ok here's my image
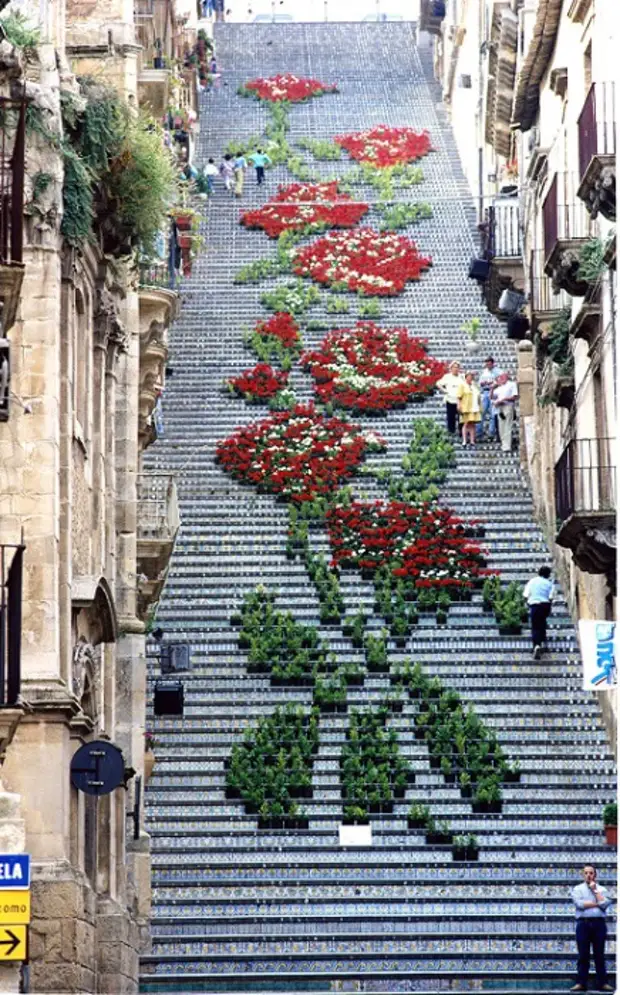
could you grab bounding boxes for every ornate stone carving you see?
[557,517,616,594]
[549,247,589,297]
[585,164,616,223]
[72,637,96,698]
[94,285,128,354]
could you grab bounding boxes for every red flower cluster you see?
[227,363,289,401]
[301,322,446,412]
[240,182,369,238]
[242,74,337,103]
[215,404,386,503]
[327,500,487,588]
[334,125,433,167]
[254,312,301,350]
[291,228,432,296]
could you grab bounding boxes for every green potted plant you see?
[426,818,453,845]
[603,801,617,846]
[452,833,479,861]
[462,316,482,354]
[407,803,431,829]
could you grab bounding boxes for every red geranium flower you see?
[327,500,487,588]
[253,312,302,351]
[227,363,289,401]
[291,228,431,296]
[241,74,338,103]
[240,182,369,238]
[215,403,386,503]
[301,322,446,412]
[334,125,433,167]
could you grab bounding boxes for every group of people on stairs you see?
[437,357,518,450]
[186,150,273,197]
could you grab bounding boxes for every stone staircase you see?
[140,21,617,994]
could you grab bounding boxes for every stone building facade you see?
[0,0,194,987]
[424,0,616,738]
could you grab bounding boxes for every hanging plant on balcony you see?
[334,125,433,168]
[301,323,446,413]
[240,181,369,238]
[238,74,338,103]
[215,404,386,503]
[291,228,432,296]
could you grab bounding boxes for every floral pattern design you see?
[334,125,433,167]
[301,322,446,412]
[215,404,386,502]
[240,182,369,238]
[327,500,487,589]
[291,228,432,296]
[240,74,338,103]
[227,363,290,401]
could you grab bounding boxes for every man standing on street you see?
[571,865,614,991]
[491,371,518,452]
[523,565,554,659]
[477,356,503,441]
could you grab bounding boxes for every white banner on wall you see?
[579,620,617,691]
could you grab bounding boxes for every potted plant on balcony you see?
[603,801,617,846]
[144,731,156,783]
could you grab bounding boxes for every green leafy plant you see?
[0,10,40,49]
[603,801,617,827]
[377,201,432,231]
[358,299,382,318]
[461,317,482,342]
[577,237,605,284]
[296,137,342,160]
[261,280,321,315]
[326,296,350,314]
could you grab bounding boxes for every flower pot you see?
[498,624,522,636]
[472,800,502,814]
[465,340,480,354]
[408,818,426,829]
[177,234,193,249]
[506,314,530,341]
[426,831,453,845]
[604,825,617,846]
[460,784,473,799]
[175,215,193,231]
[452,846,479,862]
[144,749,156,784]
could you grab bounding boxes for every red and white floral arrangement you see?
[215,404,386,502]
[240,182,369,238]
[301,322,446,412]
[240,74,338,103]
[226,363,290,402]
[291,228,432,296]
[334,125,433,167]
[327,500,488,588]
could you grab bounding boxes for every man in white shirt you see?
[571,865,614,991]
[491,372,518,452]
[477,356,503,441]
[523,566,554,659]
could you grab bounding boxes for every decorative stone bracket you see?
[556,513,616,594]
[138,286,178,451]
[546,243,589,297]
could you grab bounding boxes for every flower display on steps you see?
[240,181,370,238]
[226,363,290,402]
[239,74,338,103]
[301,322,446,412]
[246,312,303,363]
[215,403,386,502]
[334,125,433,167]
[327,500,487,590]
[291,228,432,296]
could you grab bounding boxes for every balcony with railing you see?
[542,172,592,295]
[555,437,616,587]
[0,97,26,341]
[136,473,180,619]
[529,249,570,330]
[477,198,524,316]
[577,82,616,222]
[138,231,178,451]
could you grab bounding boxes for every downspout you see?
[445,0,469,103]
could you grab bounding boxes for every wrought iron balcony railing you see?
[542,172,591,263]
[529,249,571,317]
[578,81,616,183]
[555,437,616,526]
[482,199,522,260]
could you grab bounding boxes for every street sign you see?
[0,926,27,961]
[0,891,31,924]
[0,855,29,889]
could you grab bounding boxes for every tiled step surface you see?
[141,20,616,995]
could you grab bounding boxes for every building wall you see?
[0,0,182,984]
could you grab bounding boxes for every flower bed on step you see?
[301,322,446,412]
[334,125,433,167]
[226,363,289,402]
[240,182,369,238]
[216,404,386,502]
[239,74,338,103]
[327,500,487,589]
[291,228,432,296]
